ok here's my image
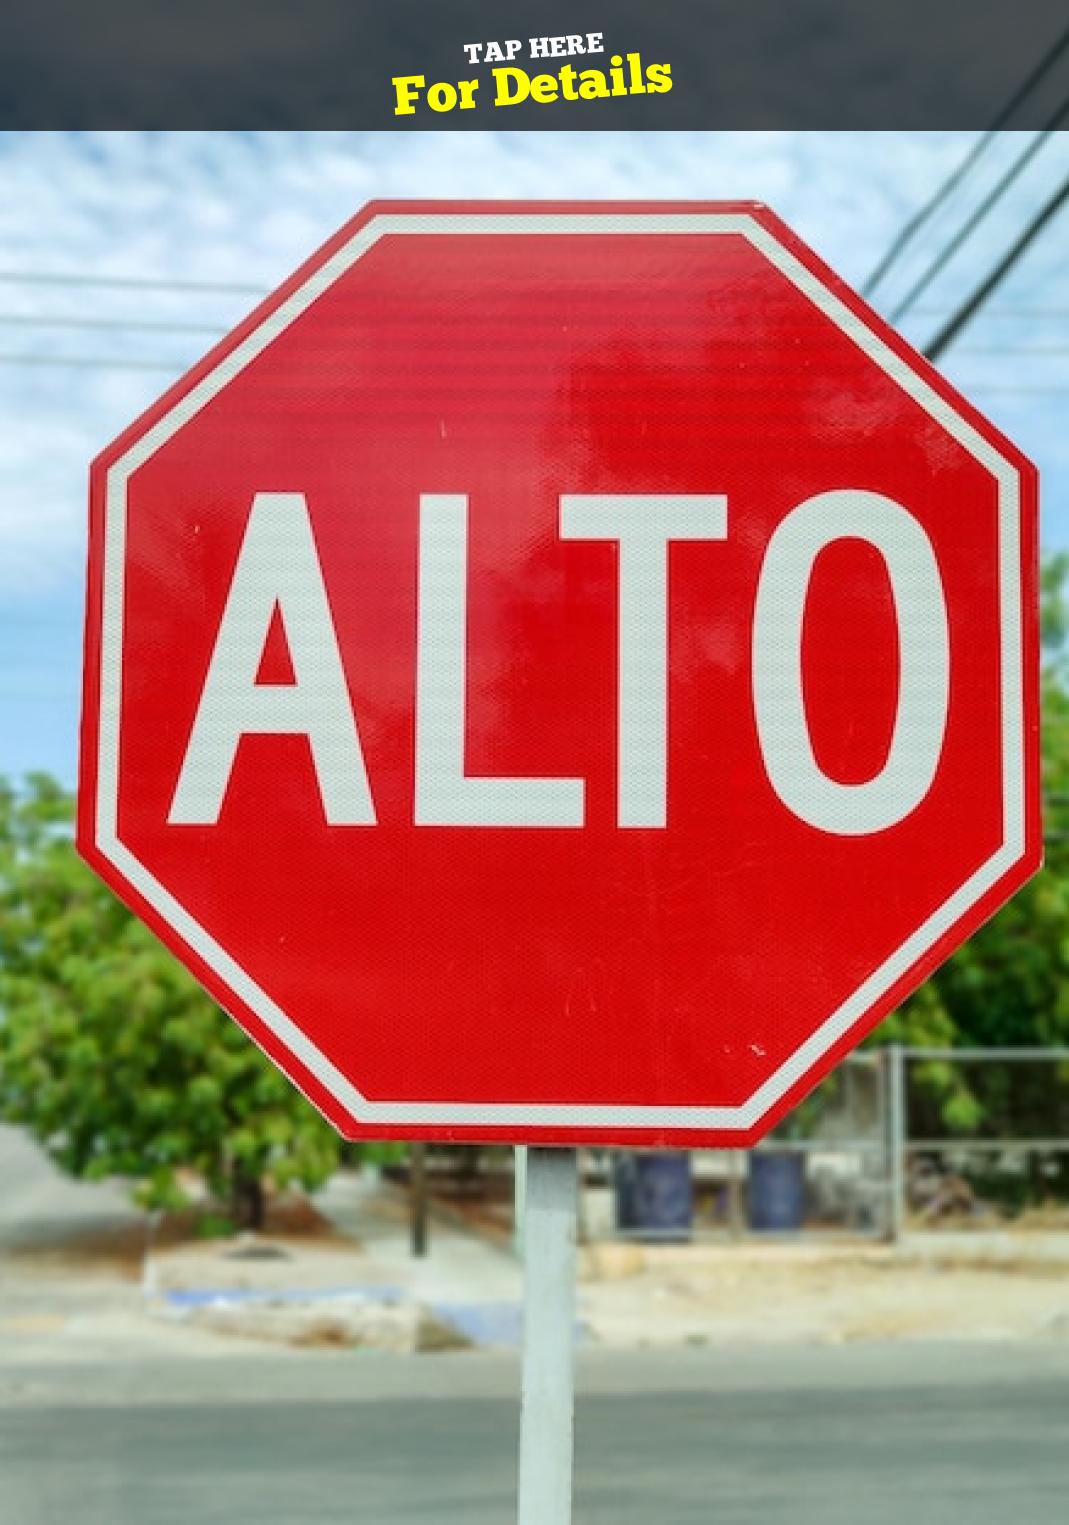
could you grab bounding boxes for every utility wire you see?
[924,172,1069,361]
[913,305,1069,316]
[4,307,1069,346]
[864,137,999,299]
[3,354,1069,391]
[862,22,1069,297]
[2,181,1068,377]
[0,353,180,372]
[0,269,266,295]
[889,110,1068,324]
[0,313,224,335]
[8,303,1064,327]
[954,344,1069,354]
[2,344,1069,377]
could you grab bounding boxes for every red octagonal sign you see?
[79,202,1041,1146]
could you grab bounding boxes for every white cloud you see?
[1,130,1067,586]
[0,130,1008,596]
[1,129,1066,782]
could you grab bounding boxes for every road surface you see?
[1,1342,1066,1524]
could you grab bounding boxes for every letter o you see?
[428,82,459,112]
[752,490,950,835]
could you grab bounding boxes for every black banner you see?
[1,0,1067,129]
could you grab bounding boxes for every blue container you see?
[614,1152,693,1240]
[748,1152,806,1231]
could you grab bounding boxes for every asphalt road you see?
[1,1342,1066,1525]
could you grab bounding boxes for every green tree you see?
[0,773,340,1228]
[868,555,1069,1146]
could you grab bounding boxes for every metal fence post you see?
[887,1044,907,1242]
[514,1144,528,1259]
[410,1142,428,1258]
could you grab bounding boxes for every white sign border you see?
[95,210,1026,1133]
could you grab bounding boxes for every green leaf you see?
[0,776,340,1214]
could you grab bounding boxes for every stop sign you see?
[79,201,1040,1146]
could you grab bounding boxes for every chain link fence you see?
[579,1047,1069,1242]
[886,1045,1069,1238]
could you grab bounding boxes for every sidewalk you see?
[0,1148,529,1361]
[124,1178,1069,1351]
[147,1171,528,1349]
[4,1126,1069,1362]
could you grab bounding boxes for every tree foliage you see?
[868,554,1069,1141]
[3,561,1068,1202]
[0,775,340,1226]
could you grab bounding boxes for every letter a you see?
[169,493,376,826]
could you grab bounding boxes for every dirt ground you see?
[579,1240,1069,1345]
[3,1141,1069,1359]
[5,1227,1069,1360]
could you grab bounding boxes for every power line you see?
[0,270,266,296]
[1,345,1068,379]
[924,172,1069,362]
[1,237,1067,377]
[862,22,1069,298]
[953,344,1069,355]
[957,346,1069,353]
[0,352,181,372]
[1,363,1067,394]
[863,136,998,299]
[913,305,1069,316]
[4,306,1069,347]
[0,313,224,335]
[985,20,1069,124]
[889,113,1068,324]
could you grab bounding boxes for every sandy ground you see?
[3,1129,1069,1360]
[5,1220,1069,1361]
[580,1240,1069,1345]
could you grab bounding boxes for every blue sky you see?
[1,130,1066,785]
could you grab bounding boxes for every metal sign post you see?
[77,194,1041,1525]
[513,1144,528,1259]
[517,1147,578,1525]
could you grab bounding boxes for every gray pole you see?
[888,1045,908,1243]
[728,1149,746,1239]
[513,1144,528,1259]
[410,1142,428,1258]
[517,1147,578,1525]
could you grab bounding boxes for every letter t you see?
[560,495,728,827]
